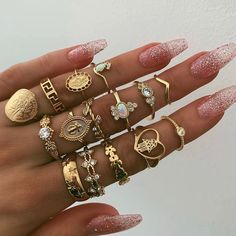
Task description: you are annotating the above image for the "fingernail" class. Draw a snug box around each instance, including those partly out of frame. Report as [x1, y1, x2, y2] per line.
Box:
[191, 43, 236, 79]
[139, 38, 188, 68]
[87, 214, 142, 235]
[68, 39, 108, 64]
[198, 86, 236, 118]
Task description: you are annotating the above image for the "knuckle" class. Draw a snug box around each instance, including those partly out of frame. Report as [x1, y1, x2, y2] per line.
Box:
[39, 53, 51, 74]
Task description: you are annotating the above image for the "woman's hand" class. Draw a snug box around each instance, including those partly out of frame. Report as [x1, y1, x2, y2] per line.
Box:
[0, 38, 235, 235]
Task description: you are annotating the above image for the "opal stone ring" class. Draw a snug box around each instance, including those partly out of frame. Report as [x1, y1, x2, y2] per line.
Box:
[110, 91, 138, 131]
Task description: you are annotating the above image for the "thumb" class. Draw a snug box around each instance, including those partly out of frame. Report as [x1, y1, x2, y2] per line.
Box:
[31, 203, 142, 236]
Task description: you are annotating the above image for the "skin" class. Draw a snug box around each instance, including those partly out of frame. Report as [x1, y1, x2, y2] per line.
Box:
[0, 42, 223, 235]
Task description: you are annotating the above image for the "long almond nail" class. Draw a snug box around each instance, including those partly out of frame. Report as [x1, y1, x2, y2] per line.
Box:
[191, 43, 236, 79]
[87, 214, 142, 235]
[68, 39, 108, 64]
[198, 86, 236, 118]
[139, 38, 188, 68]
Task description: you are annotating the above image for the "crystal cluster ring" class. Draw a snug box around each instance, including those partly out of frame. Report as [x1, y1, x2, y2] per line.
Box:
[110, 91, 138, 131]
[39, 115, 60, 160]
[135, 81, 156, 119]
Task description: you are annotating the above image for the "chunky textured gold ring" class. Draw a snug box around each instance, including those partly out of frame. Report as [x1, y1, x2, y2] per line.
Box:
[104, 140, 130, 185]
[5, 89, 38, 123]
[39, 115, 60, 160]
[133, 126, 166, 168]
[82, 98, 106, 140]
[78, 147, 105, 198]
[92, 62, 111, 93]
[110, 91, 138, 131]
[135, 81, 156, 119]
[62, 153, 89, 201]
[154, 75, 171, 104]
[161, 116, 185, 151]
[40, 78, 66, 113]
[66, 70, 92, 99]
[59, 111, 92, 143]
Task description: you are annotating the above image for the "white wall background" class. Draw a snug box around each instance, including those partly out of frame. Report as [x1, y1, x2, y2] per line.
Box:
[1, 0, 236, 235]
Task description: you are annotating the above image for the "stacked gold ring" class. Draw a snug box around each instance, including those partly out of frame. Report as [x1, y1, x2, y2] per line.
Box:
[161, 116, 185, 151]
[154, 75, 171, 104]
[62, 153, 89, 201]
[41, 78, 66, 113]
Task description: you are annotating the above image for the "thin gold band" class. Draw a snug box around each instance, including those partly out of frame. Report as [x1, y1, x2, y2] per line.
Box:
[161, 116, 185, 151]
[40, 78, 66, 113]
[154, 75, 171, 104]
[62, 154, 88, 201]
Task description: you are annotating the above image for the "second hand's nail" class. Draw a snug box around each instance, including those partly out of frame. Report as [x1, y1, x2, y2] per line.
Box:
[198, 85, 236, 118]
[139, 38, 188, 68]
[87, 214, 142, 236]
[67, 39, 108, 64]
[191, 43, 236, 79]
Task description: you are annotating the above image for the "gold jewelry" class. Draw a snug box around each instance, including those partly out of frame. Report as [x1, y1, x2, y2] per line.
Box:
[62, 153, 88, 200]
[5, 89, 38, 123]
[82, 98, 106, 140]
[110, 91, 138, 131]
[39, 115, 59, 160]
[59, 111, 92, 143]
[92, 62, 111, 93]
[135, 81, 155, 119]
[154, 75, 171, 104]
[134, 127, 166, 168]
[104, 141, 130, 185]
[161, 116, 185, 151]
[40, 78, 66, 113]
[78, 147, 105, 198]
[66, 70, 92, 99]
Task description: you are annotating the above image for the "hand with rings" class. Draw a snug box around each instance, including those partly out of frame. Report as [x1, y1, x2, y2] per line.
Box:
[1, 38, 236, 235]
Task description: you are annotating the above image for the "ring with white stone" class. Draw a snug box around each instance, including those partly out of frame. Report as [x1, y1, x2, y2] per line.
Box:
[39, 115, 60, 160]
[135, 81, 156, 119]
[110, 91, 138, 131]
[161, 116, 186, 151]
[92, 62, 111, 93]
[78, 147, 105, 198]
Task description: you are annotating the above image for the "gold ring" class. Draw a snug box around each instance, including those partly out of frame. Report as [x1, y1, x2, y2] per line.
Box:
[161, 116, 185, 151]
[104, 140, 130, 185]
[92, 62, 111, 93]
[78, 147, 105, 198]
[135, 81, 156, 119]
[5, 89, 38, 123]
[39, 115, 60, 160]
[59, 111, 92, 143]
[82, 98, 107, 140]
[154, 75, 171, 104]
[110, 91, 138, 131]
[133, 126, 166, 168]
[40, 78, 66, 113]
[62, 153, 89, 201]
[65, 70, 92, 99]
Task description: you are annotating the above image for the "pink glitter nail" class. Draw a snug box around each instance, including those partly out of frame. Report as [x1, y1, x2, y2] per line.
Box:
[139, 38, 188, 68]
[68, 39, 107, 64]
[87, 214, 142, 235]
[191, 43, 236, 79]
[198, 86, 236, 118]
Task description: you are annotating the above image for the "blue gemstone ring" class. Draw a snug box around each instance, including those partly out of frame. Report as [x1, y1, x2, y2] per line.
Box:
[110, 91, 138, 131]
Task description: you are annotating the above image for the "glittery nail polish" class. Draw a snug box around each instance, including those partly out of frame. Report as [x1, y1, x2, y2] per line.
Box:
[139, 38, 188, 68]
[191, 43, 236, 79]
[68, 39, 108, 64]
[87, 214, 142, 235]
[198, 86, 236, 118]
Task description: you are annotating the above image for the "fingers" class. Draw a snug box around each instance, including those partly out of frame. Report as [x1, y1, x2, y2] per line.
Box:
[0, 39, 107, 101]
[36, 95, 223, 217]
[25, 39, 188, 116]
[16, 52, 219, 163]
